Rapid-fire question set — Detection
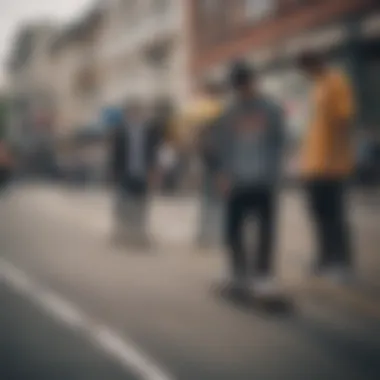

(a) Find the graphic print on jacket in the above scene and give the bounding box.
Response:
[233,109,269,184]
[217,97,285,187]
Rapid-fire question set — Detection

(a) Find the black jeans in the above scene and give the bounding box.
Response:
[306,179,352,269]
[119,175,148,197]
[225,185,277,278]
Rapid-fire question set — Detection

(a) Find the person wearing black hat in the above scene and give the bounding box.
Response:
[214,61,285,297]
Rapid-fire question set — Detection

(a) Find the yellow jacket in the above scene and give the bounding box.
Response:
[301,70,355,178]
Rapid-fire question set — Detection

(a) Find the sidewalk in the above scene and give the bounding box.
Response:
[17,184,380,293]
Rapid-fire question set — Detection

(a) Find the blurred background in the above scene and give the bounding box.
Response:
[0,0,379,187]
[1,1,380,380]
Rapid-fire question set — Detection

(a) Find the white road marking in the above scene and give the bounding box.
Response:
[0,258,174,380]
[34,290,86,329]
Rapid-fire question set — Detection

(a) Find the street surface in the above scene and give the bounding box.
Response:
[1,183,380,380]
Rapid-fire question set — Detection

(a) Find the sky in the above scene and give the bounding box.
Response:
[0,0,94,88]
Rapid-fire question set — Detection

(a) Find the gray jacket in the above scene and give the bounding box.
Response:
[215,95,285,187]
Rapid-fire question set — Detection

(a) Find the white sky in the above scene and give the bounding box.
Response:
[0,0,94,88]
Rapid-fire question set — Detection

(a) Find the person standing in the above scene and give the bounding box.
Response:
[215,62,285,296]
[196,82,225,248]
[297,51,355,282]
[110,101,160,248]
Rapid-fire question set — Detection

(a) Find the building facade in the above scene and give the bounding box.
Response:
[188,0,380,136]
[96,0,190,110]
[7,22,59,146]
[49,6,105,137]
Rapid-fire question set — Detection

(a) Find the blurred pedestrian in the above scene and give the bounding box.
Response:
[158,140,178,195]
[215,61,285,296]
[297,51,355,283]
[150,100,179,194]
[175,81,224,193]
[196,81,225,248]
[110,100,160,248]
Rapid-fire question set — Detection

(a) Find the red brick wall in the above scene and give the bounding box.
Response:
[188,0,377,76]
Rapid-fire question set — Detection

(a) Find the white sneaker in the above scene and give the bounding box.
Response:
[252,276,281,298]
[322,265,354,285]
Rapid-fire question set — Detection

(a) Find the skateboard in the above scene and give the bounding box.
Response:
[212,280,294,314]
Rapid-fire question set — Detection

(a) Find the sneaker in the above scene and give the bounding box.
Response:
[252,276,281,298]
[321,265,354,285]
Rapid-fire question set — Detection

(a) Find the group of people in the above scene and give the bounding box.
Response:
[110,50,356,298]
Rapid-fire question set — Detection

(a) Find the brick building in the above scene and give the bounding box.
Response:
[187,0,380,136]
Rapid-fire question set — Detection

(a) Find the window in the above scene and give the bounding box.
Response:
[244,0,276,22]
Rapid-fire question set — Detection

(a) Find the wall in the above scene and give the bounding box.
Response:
[189,0,377,75]
[96,0,189,109]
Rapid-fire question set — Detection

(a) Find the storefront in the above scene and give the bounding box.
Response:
[259,11,380,136]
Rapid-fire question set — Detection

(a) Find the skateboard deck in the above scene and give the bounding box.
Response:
[213,280,294,314]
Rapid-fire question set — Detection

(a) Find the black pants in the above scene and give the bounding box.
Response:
[118,175,148,196]
[225,186,276,278]
[306,180,352,269]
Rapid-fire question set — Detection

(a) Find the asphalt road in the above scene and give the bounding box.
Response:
[1,184,380,380]
[0,286,139,380]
